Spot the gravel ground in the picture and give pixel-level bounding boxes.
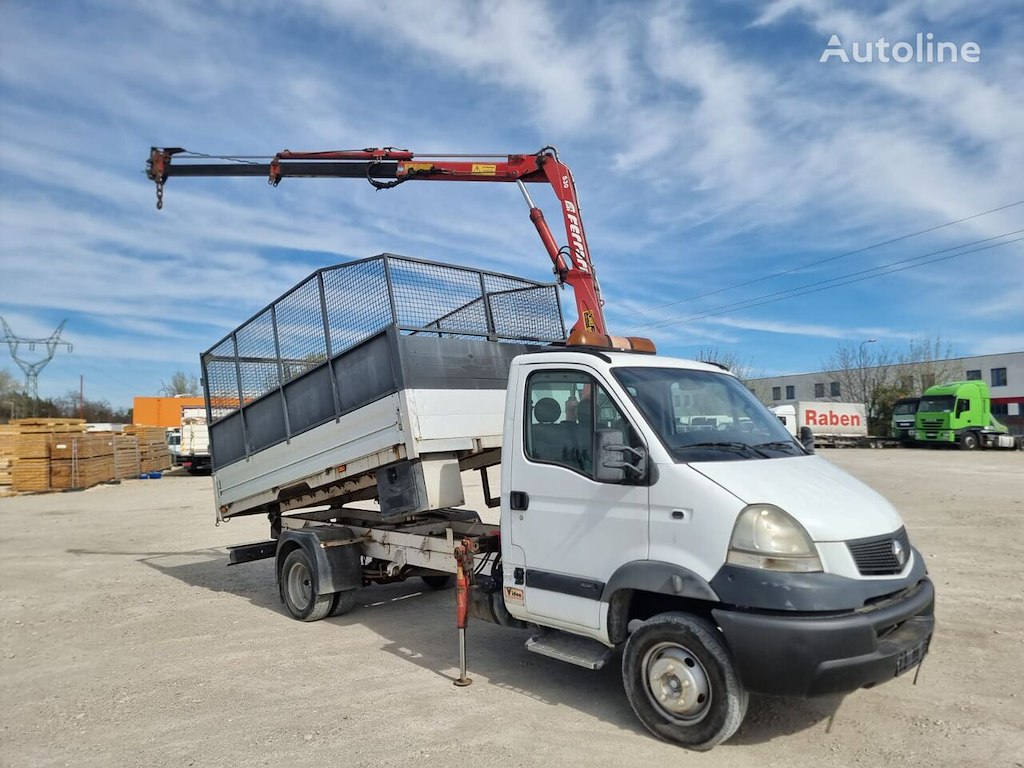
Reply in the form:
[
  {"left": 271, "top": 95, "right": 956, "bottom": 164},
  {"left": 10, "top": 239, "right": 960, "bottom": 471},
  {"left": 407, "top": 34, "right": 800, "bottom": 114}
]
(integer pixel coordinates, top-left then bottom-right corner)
[{"left": 1, "top": 449, "right": 1022, "bottom": 767}]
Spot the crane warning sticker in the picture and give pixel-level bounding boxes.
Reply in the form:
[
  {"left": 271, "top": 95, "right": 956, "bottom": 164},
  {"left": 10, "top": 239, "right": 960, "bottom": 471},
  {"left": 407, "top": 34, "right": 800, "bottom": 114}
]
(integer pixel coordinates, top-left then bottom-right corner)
[
  {"left": 504, "top": 586, "right": 524, "bottom": 604},
  {"left": 583, "top": 310, "right": 597, "bottom": 332},
  {"left": 471, "top": 164, "right": 497, "bottom": 175}
]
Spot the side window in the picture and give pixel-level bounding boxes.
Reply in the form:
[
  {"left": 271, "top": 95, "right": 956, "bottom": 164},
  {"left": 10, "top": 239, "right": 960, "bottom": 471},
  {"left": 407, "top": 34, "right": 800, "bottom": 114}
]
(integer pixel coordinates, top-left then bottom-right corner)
[{"left": 525, "top": 370, "right": 639, "bottom": 481}]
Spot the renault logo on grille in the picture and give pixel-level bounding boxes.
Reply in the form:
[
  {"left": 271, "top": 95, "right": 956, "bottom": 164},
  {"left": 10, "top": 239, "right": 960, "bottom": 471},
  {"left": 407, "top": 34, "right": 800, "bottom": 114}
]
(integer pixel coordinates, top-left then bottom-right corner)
[{"left": 892, "top": 539, "right": 906, "bottom": 567}]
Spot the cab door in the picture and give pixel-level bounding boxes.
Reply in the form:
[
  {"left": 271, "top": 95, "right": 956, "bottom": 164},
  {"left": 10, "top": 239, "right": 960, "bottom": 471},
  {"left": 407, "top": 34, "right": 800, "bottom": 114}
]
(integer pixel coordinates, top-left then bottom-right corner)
[{"left": 503, "top": 366, "right": 649, "bottom": 630}]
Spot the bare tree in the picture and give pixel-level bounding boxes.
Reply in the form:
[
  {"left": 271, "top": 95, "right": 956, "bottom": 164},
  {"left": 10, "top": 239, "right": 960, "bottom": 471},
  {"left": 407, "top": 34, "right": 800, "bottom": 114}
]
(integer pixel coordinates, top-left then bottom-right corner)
[
  {"left": 824, "top": 336, "right": 958, "bottom": 434},
  {"left": 823, "top": 344, "right": 898, "bottom": 433},
  {"left": 0, "top": 369, "right": 16, "bottom": 397},
  {"left": 693, "top": 347, "right": 759, "bottom": 384},
  {"left": 160, "top": 371, "right": 200, "bottom": 397},
  {"left": 891, "top": 336, "right": 959, "bottom": 392}
]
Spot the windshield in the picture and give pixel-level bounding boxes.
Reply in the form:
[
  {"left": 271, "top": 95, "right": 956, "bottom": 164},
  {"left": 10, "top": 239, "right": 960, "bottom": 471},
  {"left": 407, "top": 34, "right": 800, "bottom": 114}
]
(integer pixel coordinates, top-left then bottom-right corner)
[
  {"left": 613, "top": 367, "right": 805, "bottom": 462},
  {"left": 918, "top": 395, "right": 954, "bottom": 413},
  {"left": 893, "top": 401, "right": 918, "bottom": 416}
]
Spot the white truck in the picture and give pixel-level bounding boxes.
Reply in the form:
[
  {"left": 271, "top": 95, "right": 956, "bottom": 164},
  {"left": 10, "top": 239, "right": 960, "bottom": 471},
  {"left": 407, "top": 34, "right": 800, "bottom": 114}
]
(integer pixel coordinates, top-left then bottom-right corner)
[
  {"left": 153, "top": 146, "right": 934, "bottom": 751},
  {"left": 196, "top": 255, "right": 934, "bottom": 751},
  {"left": 179, "top": 406, "right": 212, "bottom": 474},
  {"left": 771, "top": 401, "right": 869, "bottom": 447}
]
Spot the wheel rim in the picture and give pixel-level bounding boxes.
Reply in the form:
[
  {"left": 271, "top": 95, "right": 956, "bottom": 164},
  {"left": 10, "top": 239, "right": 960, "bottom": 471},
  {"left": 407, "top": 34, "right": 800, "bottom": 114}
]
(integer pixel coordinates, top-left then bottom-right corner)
[
  {"left": 641, "top": 641, "right": 712, "bottom": 724},
  {"left": 286, "top": 560, "right": 313, "bottom": 610}
]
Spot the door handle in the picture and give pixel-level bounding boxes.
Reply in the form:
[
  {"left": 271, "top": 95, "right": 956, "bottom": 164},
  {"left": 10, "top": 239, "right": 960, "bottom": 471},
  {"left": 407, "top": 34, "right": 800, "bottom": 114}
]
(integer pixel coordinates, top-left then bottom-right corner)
[
  {"left": 510, "top": 491, "right": 529, "bottom": 510},
  {"left": 671, "top": 509, "right": 688, "bottom": 521}
]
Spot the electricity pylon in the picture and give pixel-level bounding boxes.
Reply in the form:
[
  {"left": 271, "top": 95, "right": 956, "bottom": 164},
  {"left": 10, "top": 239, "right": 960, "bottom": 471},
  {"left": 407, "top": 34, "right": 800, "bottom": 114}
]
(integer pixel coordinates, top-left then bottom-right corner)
[{"left": 1, "top": 317, "right": 73, "bottom": 401}]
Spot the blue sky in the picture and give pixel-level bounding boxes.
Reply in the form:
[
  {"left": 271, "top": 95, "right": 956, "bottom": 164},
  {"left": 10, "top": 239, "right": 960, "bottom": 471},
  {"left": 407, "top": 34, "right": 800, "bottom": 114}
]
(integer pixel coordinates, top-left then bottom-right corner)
[{"left": 1, "top": 0, "right": 1022, "bottom": 409}]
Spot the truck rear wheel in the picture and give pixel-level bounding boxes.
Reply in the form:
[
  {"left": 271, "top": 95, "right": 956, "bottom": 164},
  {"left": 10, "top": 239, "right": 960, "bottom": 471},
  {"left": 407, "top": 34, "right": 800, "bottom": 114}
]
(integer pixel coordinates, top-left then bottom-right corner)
[
  {"left": 329, "top": 589, "right": 358, "bottom": 617},
  {"left": 959, "top": 432, "right": 979, "bottom": 450},
  {"left": 280, "top": 549, "right": 332, "bottom": 622},
  {"left": 421, "top": 574, "right": 455, "bottom": 590},
  {"left": 622, "top": 612, "right": 747, "bottom": 751}
]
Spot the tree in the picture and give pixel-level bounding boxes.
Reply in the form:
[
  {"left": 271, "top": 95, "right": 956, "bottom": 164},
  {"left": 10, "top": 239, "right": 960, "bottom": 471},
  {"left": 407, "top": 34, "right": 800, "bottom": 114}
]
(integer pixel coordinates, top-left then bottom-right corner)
[
  {"left": 892, "top": 336, "right": 959, "bottom": 392},
  {"left": 56, "top": 391, "right": 132, "bottom": 423},
  {"left": 823, "top": 336, "right": 957, "bottom": 434},
  {"left": 0, "top": 369, "right": 16, "bottom": 398},
  {"left": 160, "top": 371, "right": 200, "bottom": 396},
  {"left": 693, "top": 347, "right": 759, "bottom": 384}
]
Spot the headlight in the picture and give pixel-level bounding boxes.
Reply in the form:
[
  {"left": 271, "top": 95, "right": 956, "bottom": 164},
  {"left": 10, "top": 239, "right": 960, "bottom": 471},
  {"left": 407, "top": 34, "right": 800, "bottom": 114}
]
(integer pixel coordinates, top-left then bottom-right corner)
[{"left": 727, "top": 504, "right": 822, "bottom": 572}]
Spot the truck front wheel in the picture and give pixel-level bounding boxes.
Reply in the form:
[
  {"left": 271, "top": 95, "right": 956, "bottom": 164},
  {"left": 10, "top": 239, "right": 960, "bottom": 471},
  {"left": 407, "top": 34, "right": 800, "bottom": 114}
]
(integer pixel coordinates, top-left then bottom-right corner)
[
  {"left": 959, "top": 432, "right": 979, "bottom": 450},
  {"left": 279, "top": 549, "right": 332, "bottom": 622},
  {"left": 622, "top": 612, "right": 747, "bottom": 751}
]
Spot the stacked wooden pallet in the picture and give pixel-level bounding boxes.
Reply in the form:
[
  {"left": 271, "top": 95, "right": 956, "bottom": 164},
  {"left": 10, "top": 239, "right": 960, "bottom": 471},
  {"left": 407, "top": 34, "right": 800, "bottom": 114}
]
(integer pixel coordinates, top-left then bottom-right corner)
[
  {"left": 123, "top": 425, "right": 172, "bottom": 473},
  {"left": 11, "top": 418, "right": 88, "bottom": 492},
  {"left": 48, "top": 432, "right": 116, "bottom": 490},
  {"left": 0, "top": 424, "right": 16, "bottom": 490},
  {"left": 112, "top": 435, "right": 141, "bottom": 480},
  {"left": 2, "top": 420, "right": 171, "bottom": 492}
]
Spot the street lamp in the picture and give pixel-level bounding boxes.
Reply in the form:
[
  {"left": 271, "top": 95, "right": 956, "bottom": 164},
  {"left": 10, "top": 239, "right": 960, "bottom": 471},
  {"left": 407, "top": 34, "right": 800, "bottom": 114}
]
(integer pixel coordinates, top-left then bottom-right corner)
[{"left": 858, "top": 339, "right": 877, "bottom": 423}]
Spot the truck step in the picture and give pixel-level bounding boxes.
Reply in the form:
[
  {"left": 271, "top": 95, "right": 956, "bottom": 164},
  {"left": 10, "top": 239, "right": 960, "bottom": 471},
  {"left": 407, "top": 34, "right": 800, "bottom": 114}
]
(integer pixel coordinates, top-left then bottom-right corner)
[{"left": 525, "top": 630, "right": 613, "bottom": 670}]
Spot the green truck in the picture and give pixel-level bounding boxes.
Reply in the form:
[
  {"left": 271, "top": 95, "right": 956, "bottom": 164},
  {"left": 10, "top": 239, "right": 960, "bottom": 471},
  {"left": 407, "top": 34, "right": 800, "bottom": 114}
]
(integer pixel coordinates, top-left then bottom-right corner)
[
  {"left": 915, "top": 381, "right": 1021, "bottom": 450},
  {"left": 891, "top": 397, "right": 920, "bottom": 442}
]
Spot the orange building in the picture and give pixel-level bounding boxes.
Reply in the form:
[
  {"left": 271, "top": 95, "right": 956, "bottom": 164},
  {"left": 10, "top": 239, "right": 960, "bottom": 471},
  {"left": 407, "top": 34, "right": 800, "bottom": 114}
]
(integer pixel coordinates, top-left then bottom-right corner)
[{"left": 133, "top": 396, "right": 206, "bottom": 427}]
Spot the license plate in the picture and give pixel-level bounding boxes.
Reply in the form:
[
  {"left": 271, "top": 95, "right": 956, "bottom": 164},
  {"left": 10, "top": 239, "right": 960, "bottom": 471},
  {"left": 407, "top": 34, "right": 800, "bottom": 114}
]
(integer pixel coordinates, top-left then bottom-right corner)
[{"left": 895, "top": 638, "right": 929, "bottom": 676}]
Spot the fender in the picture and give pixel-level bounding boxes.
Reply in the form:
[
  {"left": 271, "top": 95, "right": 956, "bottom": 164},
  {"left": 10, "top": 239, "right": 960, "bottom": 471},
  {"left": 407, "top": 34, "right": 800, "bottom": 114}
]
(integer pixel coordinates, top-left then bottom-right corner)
[
  {"left": 602, "top": 560, "right": 720, "bottom": 603},
  {"left": 602, "top": 561, "right": 719, "bottom": 644},
  {"left": 276, "top": 527, "right": 362, "bottom": 596}
]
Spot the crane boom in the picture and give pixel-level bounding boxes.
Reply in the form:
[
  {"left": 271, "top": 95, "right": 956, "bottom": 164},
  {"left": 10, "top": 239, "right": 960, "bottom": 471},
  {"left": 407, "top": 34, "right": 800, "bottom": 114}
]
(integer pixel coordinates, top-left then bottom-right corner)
[{"left": 146, "top": 146, "right": 606, "bottom": 336}]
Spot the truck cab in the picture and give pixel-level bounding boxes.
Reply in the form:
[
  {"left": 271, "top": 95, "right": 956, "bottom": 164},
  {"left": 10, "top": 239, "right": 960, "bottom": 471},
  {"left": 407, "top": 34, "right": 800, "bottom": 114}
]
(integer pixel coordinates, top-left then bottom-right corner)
[
  {"left": 891, "top": 397, "right": 919, "bottom": 442},
  {"left": 500, "top": 349, "right": 933, "bottom": 747},
  {"left": 915, "top": 381, "right": 1017, "bottom": 449}
]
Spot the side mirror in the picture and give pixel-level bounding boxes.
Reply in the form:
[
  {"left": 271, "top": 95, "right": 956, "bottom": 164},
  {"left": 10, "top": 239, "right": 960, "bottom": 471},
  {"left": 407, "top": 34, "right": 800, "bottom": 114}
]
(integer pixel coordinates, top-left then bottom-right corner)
[
  {"left": 799, "top": 426, "right": 815, "bottom": 453},
  {"left": 596, "top": 429, "right": 647, "bottom": 482}
]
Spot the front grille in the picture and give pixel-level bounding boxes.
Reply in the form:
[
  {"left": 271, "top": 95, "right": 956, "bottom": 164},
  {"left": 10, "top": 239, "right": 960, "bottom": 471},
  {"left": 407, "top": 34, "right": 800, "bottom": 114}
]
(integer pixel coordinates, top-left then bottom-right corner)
[
  {"left": 919, "top": 417, "right": 944, "bottom": 429},
  {"left": 847, "top": 528, "right": 911, "bottom": 575}
]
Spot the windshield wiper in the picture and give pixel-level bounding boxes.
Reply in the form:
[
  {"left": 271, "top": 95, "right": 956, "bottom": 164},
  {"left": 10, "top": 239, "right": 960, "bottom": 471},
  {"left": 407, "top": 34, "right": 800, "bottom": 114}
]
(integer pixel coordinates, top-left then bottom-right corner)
[
  {"left": 751, "top": 440, "right": 805, "bottom": 454},
  {"left": 678, "top": 441, "right": 770, "bottom": 458}
]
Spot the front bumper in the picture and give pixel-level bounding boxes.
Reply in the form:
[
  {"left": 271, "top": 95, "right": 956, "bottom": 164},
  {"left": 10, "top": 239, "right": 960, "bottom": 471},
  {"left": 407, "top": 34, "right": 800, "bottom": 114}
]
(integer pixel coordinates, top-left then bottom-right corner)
[{"left": 713, "top": 577, "right": 934, "bottom": 697}]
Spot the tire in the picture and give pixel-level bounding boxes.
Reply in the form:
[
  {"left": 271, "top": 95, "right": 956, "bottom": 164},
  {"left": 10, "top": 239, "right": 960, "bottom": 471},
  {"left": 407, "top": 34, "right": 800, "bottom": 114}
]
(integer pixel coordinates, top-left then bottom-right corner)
[
  {"left": 622, "top": 612, "right": 747, "bottom": 751},
  {"left": 279, "top": 548, "right": 332, "bottom": 622},
  {"left": 329, "top": 589, "right": 358, "bottom": 617},
  {"left": 421, "top": 574, "right": 455, "bottom": 590},
  {"left": 959, "top": 432, "right": 979, "bottom": 451}
]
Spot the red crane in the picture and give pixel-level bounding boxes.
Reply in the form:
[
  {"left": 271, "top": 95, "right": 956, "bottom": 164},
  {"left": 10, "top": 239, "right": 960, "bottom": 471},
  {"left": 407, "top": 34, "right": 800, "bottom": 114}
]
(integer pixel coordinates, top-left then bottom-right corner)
[{"left": 147, "top": 146, "right": 611, "bottom": 339}]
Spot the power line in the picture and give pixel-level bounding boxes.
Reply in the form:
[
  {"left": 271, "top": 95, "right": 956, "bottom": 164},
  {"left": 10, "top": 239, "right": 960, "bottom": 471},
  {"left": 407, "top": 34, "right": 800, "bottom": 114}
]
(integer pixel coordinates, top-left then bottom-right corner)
[
  {"left": 631, "top": 198, "right": 1024, "bottom": 317},
  {"left": 631, "top": 229, "right": 1022, "bottom": 330},
  {"left": 632, "top": 231, "right": 1024, "bottom": 331}
]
